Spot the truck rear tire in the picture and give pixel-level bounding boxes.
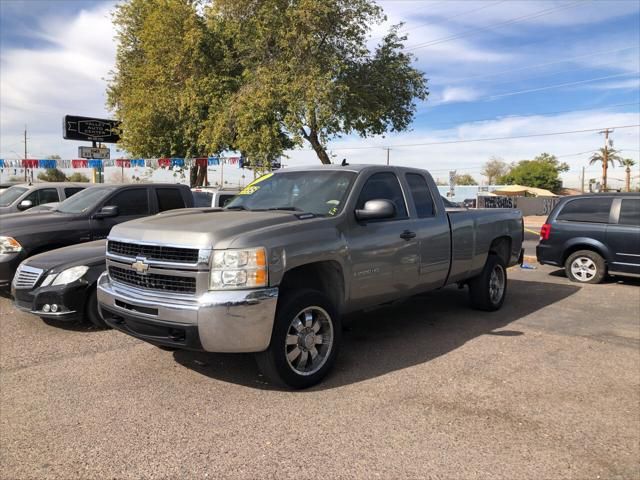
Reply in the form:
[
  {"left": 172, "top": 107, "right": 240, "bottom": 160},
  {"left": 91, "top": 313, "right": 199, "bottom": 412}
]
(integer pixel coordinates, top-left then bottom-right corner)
[
  {"left": 255, "top": 289, "right": 341, "bottom": 389},
  {"left": 468, "top": 254, "right": 507, "bottom": 311},
  {"left": 564, "top": 250, "right": 606, "bottom": 284}
]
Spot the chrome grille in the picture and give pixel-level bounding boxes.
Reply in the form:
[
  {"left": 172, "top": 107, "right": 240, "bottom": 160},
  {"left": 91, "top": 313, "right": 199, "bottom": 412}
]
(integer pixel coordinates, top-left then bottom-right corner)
[
  {"left": 108, "top": 241, "right": 199, "bottom": 264},
  {"left": 109, "top": 266, "right": 196, "bottom": 294},
  {"left": 13, "top": 265, "right": 44, "bottom": 289}
]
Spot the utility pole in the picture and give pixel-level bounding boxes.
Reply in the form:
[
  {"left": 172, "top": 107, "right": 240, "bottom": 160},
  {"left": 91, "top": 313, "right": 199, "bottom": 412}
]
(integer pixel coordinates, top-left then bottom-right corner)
[
  {"left": 599, "top": 128, "right": 614, "bottom": 191},
  {"left": 581, "top": 166, "right": 585, "bottom": 193},
  {"left": 385, "top": 148, "right": 390, "bottom": 166},
  {"left": 23, "top": 126, "right": 28, "bottom": 182}
]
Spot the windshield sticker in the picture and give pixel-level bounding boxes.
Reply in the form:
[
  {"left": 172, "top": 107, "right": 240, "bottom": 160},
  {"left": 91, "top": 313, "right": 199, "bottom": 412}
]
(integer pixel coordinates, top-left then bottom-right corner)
[{"left": 239, "top": 173, "right": 274, "bottom": 195}]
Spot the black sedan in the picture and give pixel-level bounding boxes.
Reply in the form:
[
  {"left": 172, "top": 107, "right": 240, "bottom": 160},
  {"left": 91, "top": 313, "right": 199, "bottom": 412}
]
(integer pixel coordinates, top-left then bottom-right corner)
[{"left": 11, "top": 240, "right": 108, "bottom": 327}]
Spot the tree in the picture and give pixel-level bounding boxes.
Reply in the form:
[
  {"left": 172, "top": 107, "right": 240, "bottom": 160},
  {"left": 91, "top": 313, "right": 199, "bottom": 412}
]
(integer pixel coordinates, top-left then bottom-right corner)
[
  {"left": 46, "top": 154, "right": 61, "bottom": 160},
  {"left": 454, "top": 173, "right": 477, "bottom": 185},
  {"left": 37, "top": 168, "right": 66, "bottom": 182},
  {"left": 619, "top": 158, "right": 636, "bottom": 192},
  {"left": 67, "top": 172, "right": 90, "bottom": 182},
  {"left": 481, "top": 157, "right": 508, "bottom": 185},
  {"left": 589, "top": 147, "right": 622, "bottom": 191},
  {"left": 499, "top": 153, "right": 569, "bottom": 193},
  {"left": 107, "top": 0, "right": 428, "bottom": 166}
]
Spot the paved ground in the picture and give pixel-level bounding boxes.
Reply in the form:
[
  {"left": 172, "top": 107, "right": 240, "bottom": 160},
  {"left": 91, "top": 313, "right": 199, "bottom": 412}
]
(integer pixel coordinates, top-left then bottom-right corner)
[{"left": 1, "top": 265, "right": 639, "bottom": 479}]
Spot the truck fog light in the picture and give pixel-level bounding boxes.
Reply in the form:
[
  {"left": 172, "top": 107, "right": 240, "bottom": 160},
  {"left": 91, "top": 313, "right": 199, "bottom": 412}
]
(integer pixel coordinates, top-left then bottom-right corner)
[
  {"left": 43, "top": 304, "right": 51, "bottom": 313},
  {"left": 50, "top": 304, "right": 58, "bottom": 313}
]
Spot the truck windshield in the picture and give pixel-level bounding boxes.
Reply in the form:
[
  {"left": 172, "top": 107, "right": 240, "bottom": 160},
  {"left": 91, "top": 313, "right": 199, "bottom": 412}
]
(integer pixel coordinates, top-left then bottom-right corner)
[
  {"left": 0, "top": 186, "right": 27, "bottom": 206},
  {"left": 226, "top": 171, "right": 356, "bottom": 216},
  {"left": 57, "top": 187, "right": 116, "bottom": 214}
]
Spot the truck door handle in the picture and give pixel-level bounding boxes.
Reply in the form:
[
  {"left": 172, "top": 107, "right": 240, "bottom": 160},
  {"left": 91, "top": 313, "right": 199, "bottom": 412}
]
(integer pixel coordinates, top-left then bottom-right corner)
[{"left": 400, "top": 230, "right": 416, "bottom": 241}]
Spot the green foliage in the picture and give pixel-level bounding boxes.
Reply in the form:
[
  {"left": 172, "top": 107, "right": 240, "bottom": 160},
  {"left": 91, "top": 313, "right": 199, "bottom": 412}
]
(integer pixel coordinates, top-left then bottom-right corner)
[
  {"left": 481, "top": 157, "right": 508, "bottom": 185},
  {"left": 589, "top": 147, "right": 623, "bottom": 168},
  {"left": 67, "top": 172, "right": 91, "bottom": 182},
  {"left": 498, "top": 153, "right": 569, "bottom": 193},
  {"left": 107, "top": 0, "right": 428, "bottom": 165},
  {"left": 454, "top": 173, "right": 477, "bottom": 185},
  {"left": 37, "top": 168, "right": 67, "bottom": 182}
]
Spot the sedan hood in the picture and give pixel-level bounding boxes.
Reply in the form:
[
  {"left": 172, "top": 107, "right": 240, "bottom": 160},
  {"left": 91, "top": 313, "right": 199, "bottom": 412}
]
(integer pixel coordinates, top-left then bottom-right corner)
[
  {"left": 24, "top": 240, "right": 106, "bottom": 272},
  {"left": 110, "top": 209, "right": 301, "bottom": 249},
  {"left": 0, "top": 211, "right": 74, "bottom": 237}
]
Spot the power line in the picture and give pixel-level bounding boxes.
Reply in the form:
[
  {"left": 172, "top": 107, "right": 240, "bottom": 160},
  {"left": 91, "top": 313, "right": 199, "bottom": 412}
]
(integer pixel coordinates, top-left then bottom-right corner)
[
  {"left": 326, "top": 124, "right": 640, "bottom": 151},
  {"left": 405, "top": 1, "right": 582, "bottom": 52}
]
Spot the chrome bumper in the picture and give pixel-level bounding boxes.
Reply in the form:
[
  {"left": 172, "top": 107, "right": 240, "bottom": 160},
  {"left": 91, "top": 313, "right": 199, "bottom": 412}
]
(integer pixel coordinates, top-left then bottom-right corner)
[{"left": 96, "top": 272, "right": 278, "bottom": 353}]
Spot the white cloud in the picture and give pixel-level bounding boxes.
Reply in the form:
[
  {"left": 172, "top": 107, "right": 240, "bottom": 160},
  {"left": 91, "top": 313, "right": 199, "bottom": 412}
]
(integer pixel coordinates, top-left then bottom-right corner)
[
  {"left": 432, "top": 86, "right": 483, "bottom": 105},
  {"left": 589, "top": 78, "right": 640, "bottom": 90}
]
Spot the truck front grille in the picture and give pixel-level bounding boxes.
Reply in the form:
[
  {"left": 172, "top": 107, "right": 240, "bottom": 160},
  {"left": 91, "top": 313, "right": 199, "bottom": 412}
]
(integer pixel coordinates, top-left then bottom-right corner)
[
  {"left": 13, "top": 265, "right": 44, "bottom": 289},
  {"left": 108, "top": 241, "right": 199, "bottom": 264},
  {"left": 109, "top": 266, "right": 196, "bottom": 294}
]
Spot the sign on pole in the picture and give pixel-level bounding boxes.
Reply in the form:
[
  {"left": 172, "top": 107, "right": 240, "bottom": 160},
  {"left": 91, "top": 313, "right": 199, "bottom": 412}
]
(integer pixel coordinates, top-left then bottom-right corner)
[
  {"left": 63, "top": 115, "right": 120, "bottom": 143},
  {"left": 448, "top": 170, "right": 456, "bottom": 198},
  {"left": 78, "top": 146, "right": 110, "bottom": 159}
]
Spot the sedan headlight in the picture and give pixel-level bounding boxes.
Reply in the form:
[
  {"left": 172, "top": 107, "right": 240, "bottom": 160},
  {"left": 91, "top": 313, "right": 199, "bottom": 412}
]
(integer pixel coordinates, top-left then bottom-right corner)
[
  {"left": 42, "top": 266, "right": 89, "bottom": 286},
  {"left": 210, "top": 247, "right": 267, "bottom": 290},
  {"left": 0, "top": 236, "right": 22, "bottom": 254}
]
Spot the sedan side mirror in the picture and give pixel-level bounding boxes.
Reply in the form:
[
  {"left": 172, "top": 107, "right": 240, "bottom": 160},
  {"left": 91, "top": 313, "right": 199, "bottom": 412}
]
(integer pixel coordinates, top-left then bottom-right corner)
[
  {"left": 355, "top": 199, "right": 395, "bottom": 221},
  {"left": 17, "top": 200, "right": 33, "bottom": 211},
  {"left": 94, "top": 205, "right": 119, "bottom": 219}
]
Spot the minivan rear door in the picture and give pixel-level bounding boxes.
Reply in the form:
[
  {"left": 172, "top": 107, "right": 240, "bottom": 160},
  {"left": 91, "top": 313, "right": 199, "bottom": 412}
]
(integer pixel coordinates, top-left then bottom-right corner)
[{"left": 606, "top": 197, "right": 640, "bottom": 274}]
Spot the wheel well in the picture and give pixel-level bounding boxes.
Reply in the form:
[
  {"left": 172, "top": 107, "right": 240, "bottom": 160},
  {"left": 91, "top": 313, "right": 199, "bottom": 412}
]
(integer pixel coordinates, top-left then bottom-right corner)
[
  {"left": 278, "top": 261, "right": 345, "bottom": 311},
  {"left": 561, "top": 244, "right": 607, "bottom": 265},
  {"left": 489, "top": 236, "right": 511, "bottom": 266}
]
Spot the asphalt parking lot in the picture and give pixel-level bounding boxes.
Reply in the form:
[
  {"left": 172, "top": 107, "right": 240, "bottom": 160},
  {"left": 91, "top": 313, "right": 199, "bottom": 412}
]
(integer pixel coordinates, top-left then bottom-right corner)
[{"left": 1, "top": 265, "right": 638, "bottom": 479}]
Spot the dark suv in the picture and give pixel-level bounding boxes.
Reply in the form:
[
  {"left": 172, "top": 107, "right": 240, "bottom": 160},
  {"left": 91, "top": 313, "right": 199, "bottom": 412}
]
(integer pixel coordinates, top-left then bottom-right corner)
[{"left": 537, "top": 193, "right": 640, "bottom": 283}]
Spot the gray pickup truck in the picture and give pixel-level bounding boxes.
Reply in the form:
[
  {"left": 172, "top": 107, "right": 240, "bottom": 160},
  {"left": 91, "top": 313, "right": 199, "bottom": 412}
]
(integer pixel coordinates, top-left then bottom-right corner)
[{"left": 98, "top": 165, "right": 523, "bottom": 388}]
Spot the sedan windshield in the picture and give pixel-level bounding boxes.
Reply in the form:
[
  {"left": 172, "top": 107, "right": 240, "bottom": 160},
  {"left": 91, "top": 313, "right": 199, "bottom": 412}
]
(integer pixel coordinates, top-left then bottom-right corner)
[
  {"left": 225, "top": 170, "right": 356, "bottom": 216},
  {"left": 56, "top": 187, "right": 115, "bottom": 214},
  {"left": 0, "top": 186, "right": 27, "bottom": 206}
]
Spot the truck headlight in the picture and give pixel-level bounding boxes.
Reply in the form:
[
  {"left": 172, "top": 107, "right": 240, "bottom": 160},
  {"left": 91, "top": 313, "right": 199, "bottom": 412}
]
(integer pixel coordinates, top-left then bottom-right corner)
[
  {"left": 42, "top": 266, "right": 89, "bottom": 286},
  {"left": 0, "top": 236, "right": 22, "bottom": 254},
  {"left": 210, "top": 247, "right": 267, "bottom": 290}
]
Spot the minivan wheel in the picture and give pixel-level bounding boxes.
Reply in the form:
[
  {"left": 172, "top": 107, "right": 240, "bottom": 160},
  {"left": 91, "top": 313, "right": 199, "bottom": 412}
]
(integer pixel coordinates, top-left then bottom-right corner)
[
  {"left": 255, "top": 289, "right": 341, "bottom": 389},
  {"left": 565, "top": 250, "right": 606, "bottom": 284},
  {"left": 468, "top": 254, "right": 507, "bottom": 311}
]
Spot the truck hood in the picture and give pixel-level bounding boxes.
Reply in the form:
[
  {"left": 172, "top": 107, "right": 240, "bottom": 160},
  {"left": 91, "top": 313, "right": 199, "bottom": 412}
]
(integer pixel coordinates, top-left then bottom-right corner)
[
  {"left": 23, "top": 240, "right": 106, "bottom": 272},
  {"left": 0, "top": 211, "right": 75, "bottom": 237},
  {"left": 110, "top": 208, "right": 303, "bottom": 248}
]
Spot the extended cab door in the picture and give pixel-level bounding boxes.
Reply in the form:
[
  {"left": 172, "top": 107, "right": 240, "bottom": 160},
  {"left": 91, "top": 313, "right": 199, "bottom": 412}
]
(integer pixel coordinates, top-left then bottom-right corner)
[
  {"left": 348, "top": 171, "right": 420, "bottom": 308},
  {"left": 403, "top": 172, "right": 451, "bottom": 289},
  {"left": 91, "top": 187, "right": 151, "bottom": 239},
  {"left": 606, "top": 197, "right": 640, "bottom": 274}
]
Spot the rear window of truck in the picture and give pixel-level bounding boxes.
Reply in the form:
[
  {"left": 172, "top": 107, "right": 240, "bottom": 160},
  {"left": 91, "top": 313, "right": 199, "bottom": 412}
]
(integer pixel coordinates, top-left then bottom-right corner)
[
  {"left": 556, "top": 197, "right": 612, "bottom": 223},
  {"left": 619, "top": 199, "right": 640, "bottom": 226}
]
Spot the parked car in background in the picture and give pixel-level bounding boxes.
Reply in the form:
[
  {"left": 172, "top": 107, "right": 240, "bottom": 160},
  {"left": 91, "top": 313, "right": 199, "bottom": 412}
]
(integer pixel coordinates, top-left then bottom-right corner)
[
  {"left": 98, "top": 165, "right": 523, "bottom": 388},
  {"left": 1, "top": 183, "right": 193, "bottom": 288},
  {"left": 191, "top": 187, "right": 240, "bottom": 208},
  {"left": 463, "top": 198, "right": 477, "bottom": 208},
  {"left": 537, "top": 193, "right": 640, "bottom": 283},
  {"left": 0, "top": 183, "right": 88, "bottom": 214}
]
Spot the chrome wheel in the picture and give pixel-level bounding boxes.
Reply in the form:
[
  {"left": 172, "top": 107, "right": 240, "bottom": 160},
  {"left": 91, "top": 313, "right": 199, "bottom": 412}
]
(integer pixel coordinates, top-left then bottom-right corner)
[
  {"left": 489, "top": 265, "right": 505, "bottom": 305},
  {"left": 284, "top": 306, "right": 334, "bottom": 376},
  {"left": 570, "top": 256, "right": 597, "bottom": 282}
]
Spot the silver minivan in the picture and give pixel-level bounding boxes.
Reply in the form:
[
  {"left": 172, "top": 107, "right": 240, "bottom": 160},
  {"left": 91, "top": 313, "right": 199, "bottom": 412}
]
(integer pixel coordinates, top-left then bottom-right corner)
[{"left": 0, "top": 183, "right": 89, "bottom": 215}]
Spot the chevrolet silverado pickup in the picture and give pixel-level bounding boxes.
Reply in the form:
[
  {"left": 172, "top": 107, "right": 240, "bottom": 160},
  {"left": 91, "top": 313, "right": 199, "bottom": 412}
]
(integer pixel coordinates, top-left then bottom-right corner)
[{"left": 97, "top": 165, "right": 523, "bottom": 388}]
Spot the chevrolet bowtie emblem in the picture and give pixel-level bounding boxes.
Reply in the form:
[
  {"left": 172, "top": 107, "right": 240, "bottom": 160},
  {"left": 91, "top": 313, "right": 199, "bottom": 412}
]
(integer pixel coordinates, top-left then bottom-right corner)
[{"left": 131, "top": 258, "right": 150, "bottom": 275}]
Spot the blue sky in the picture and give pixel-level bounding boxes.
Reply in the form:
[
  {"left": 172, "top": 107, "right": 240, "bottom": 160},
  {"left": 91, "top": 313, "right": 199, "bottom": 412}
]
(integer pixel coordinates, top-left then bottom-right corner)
[{"left": 1, "top": 0, "right": 639, "bottom": 187}]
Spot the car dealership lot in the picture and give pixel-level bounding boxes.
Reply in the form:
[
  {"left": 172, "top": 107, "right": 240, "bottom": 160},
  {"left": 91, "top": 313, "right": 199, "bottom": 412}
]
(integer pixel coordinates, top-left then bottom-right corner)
[{"left": 1, "top": 266, "right": 638, "bottom": 479}]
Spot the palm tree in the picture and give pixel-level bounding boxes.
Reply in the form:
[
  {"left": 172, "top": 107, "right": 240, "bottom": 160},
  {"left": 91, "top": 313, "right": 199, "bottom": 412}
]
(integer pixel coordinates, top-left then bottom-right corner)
[
  {"left": 621, "top": 158, "right": 637, "bottom": 192},
  {"left": 589, "top": 147, "right": 622, "bottom": 191}
]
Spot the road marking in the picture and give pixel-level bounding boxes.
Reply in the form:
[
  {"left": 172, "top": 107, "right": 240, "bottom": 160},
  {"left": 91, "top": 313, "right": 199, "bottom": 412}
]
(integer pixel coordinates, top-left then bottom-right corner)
[{"left": 524, "top": 227, "right": 540, "bottom": 235}]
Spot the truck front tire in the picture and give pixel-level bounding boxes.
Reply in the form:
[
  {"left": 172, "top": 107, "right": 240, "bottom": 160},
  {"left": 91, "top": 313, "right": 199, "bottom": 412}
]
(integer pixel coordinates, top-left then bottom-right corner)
[
  {"left": 255, "top": 289, "right": 341, "bottom": 389},
  {"left": 468, "top": 254, "right": 507, "bottom": 311}
]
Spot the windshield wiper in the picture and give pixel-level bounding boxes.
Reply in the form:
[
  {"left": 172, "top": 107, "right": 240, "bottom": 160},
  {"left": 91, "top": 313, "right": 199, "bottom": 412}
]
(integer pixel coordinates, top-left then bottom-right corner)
[{"left": 264, "top": 206, "right": 303, "bottom": 212}]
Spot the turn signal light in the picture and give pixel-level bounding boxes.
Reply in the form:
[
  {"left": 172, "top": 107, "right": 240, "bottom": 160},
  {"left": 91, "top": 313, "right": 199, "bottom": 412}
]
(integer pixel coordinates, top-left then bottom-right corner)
[{"left": 540, "top": 223, "right": 551, "bottom": 241}]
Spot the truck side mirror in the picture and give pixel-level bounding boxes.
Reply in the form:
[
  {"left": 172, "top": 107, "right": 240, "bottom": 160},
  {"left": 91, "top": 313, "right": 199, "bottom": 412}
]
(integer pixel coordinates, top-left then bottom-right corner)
[
  {"left": 94, "top": 205, "right": 119, "bottom": 219},
  {"left": 17, "top": 200, "right": 33, "bottom": 211},
  {"left": 355, "top": 199, "right": 395, "bottom": 221}
]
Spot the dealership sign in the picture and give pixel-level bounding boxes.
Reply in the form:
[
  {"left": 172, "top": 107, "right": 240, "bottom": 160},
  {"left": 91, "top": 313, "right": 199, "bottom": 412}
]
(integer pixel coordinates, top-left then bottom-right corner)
[{"left": 63, "top": 115, "right": 120, "bottom": 143}]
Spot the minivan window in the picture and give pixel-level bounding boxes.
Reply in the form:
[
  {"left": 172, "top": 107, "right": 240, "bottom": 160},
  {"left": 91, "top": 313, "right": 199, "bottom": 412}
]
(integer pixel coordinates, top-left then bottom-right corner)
[
  {"left": 619, "top": 199, "right": 640, "bottom": 226},
  {"left": 406, "top": 173, "right": 435, "bottom": 217},
  {"left": 156, "top": 188, "right": 184, "bottom": 212},
  {"left": 356, "top": 172, "right": 408, "bottom": 219},
  {"left": 557, "top": 197, "right": 613, "bottom": 223},
  {"left": 0, "top": 186, "right": 27, "bottom": 206}
]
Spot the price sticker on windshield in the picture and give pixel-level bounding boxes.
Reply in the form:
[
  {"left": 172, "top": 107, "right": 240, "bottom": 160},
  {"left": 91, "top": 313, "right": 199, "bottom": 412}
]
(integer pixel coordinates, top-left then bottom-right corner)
[{"left": 239, "top": 173, "right": 274, "bottom": 195}]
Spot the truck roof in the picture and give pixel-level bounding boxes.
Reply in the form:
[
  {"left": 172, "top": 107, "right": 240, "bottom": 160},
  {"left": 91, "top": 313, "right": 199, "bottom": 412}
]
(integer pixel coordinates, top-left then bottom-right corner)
[{"left": 277, "top": 164, "right": 425, "bottom": 174}]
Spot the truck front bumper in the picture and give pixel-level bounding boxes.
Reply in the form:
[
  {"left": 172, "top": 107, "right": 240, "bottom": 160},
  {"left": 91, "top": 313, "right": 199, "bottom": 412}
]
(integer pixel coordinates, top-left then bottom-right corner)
[{"left": 96, "top": 272, "right": 278, "bottom": 353}]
